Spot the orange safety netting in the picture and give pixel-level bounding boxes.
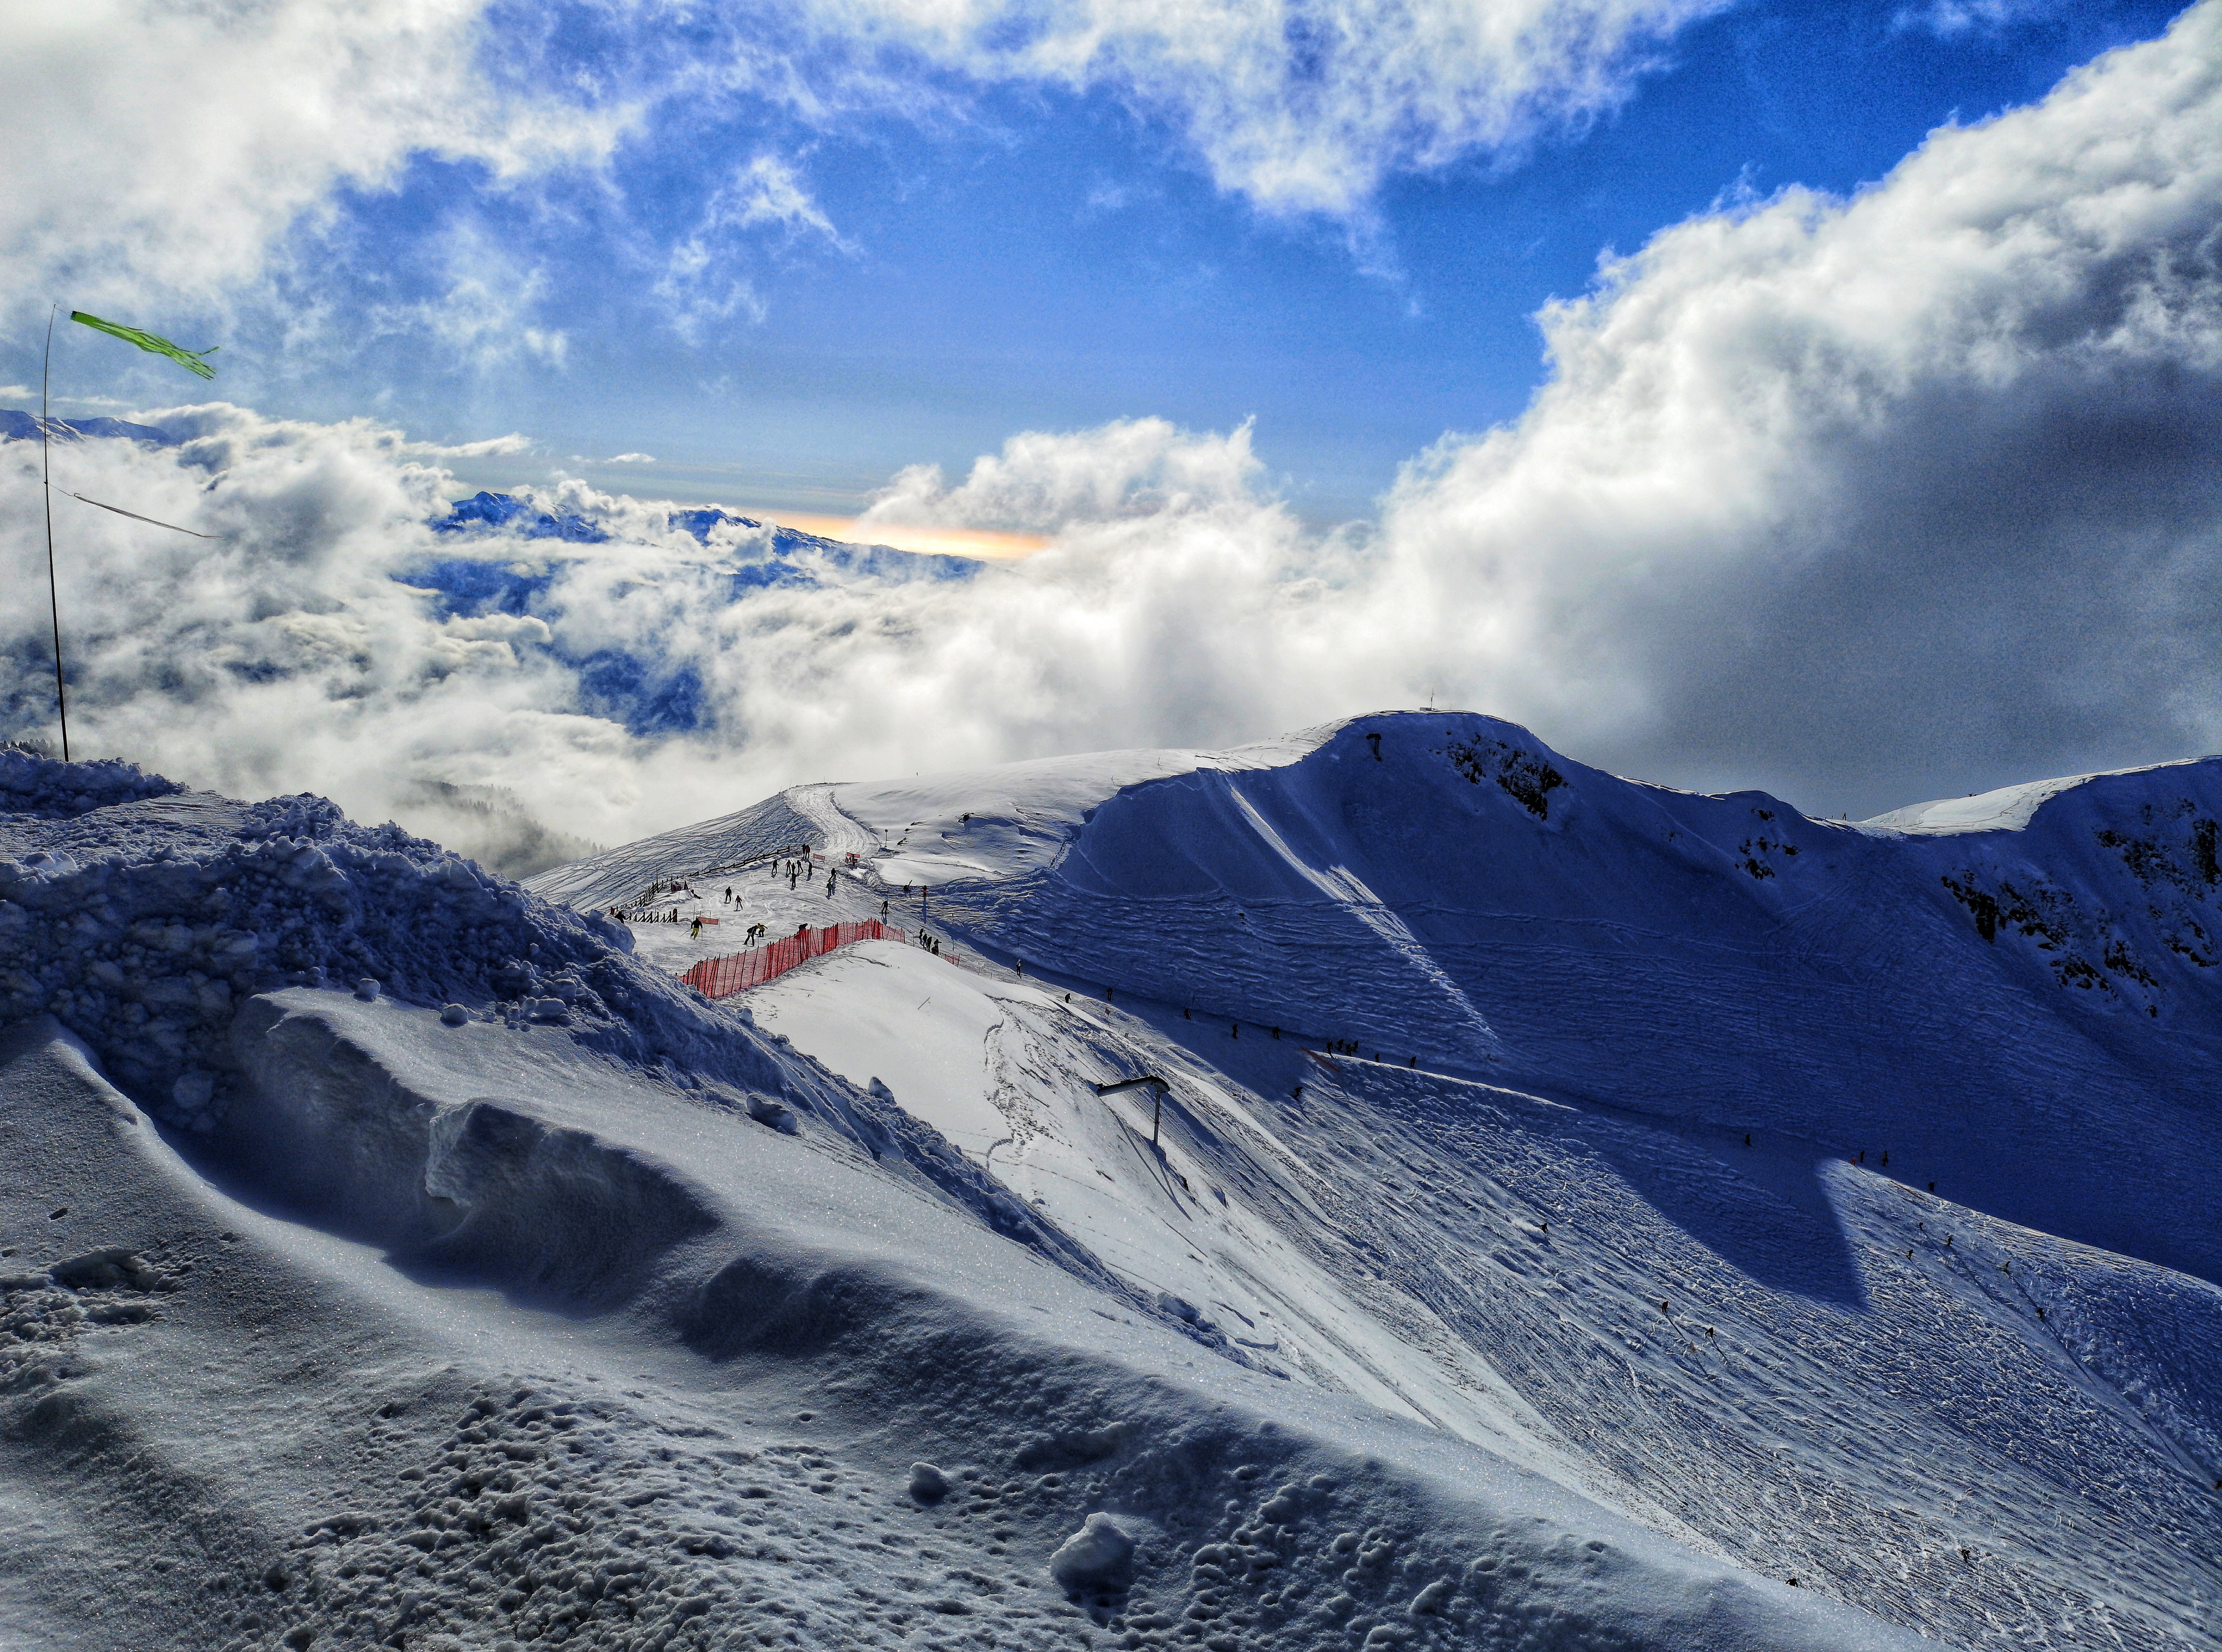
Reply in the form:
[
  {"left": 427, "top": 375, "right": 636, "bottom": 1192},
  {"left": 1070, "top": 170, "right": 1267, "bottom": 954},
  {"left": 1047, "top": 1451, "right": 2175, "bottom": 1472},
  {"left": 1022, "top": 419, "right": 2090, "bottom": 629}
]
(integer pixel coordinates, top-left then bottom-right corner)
[{"left": 682, "top": 919, "right": 904, "bottom": 999}]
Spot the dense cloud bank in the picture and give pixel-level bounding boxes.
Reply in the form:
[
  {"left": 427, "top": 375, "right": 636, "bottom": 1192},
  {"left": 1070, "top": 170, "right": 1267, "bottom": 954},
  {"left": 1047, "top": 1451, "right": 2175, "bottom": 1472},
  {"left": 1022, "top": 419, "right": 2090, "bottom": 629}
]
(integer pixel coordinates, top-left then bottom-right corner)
[
  {"left": 1377, "top": 0, "right": 2222, "bottom": 804},
  {"left": 4, "top": 6, "right": 2219, "bottom": 843}
]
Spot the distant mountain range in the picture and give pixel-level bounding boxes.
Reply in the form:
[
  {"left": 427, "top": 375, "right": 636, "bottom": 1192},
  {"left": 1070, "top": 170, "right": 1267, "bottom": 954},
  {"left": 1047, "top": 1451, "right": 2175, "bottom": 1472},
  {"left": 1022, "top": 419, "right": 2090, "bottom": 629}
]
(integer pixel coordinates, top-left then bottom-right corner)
[{"left": 0, "top": 409, "right": 179, "bottom": 445}]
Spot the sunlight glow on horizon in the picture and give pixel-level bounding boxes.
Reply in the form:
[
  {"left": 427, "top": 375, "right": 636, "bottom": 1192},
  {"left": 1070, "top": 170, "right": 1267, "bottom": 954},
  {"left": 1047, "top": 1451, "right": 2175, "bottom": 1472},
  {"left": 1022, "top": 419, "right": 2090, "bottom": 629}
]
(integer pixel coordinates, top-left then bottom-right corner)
[{"left": 766, "top": 513, "right": 1050, "bottom": 561}]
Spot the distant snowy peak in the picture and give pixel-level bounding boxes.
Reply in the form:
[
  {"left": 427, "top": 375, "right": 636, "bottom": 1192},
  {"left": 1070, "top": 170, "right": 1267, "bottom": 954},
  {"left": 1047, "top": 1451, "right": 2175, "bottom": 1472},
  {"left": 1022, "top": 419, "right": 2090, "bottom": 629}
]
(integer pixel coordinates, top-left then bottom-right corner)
[
  {"left": 526, "top": 715, "right": 1364, "bottom": 910},
  {"left": 430, "top": 489, "right": 609, "bottom": 543},
  {"left": 825, "top": 716, "right": 1354, "bottom": 888},
  {"left": 1864, "top": 755, "right": 2222, "bottom": 835}
]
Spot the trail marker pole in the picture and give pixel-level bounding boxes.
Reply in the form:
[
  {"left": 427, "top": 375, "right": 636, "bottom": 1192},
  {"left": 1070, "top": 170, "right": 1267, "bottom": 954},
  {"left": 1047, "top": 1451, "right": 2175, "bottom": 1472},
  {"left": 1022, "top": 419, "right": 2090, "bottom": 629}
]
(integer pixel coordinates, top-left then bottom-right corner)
[
  {"left": 39, "top": 305, "right": 70, "bottom": 761},
  {"left": 1094, "top": 1074, "right": 1168, "bottom": 1147}
]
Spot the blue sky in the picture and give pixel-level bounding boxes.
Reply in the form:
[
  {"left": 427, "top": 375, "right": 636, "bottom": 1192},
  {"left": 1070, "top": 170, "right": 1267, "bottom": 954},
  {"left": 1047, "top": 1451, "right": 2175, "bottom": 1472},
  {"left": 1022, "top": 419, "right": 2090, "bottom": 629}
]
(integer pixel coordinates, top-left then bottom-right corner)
[{"left": 13, "top": 0, "right": 2193, "bottom": 521}]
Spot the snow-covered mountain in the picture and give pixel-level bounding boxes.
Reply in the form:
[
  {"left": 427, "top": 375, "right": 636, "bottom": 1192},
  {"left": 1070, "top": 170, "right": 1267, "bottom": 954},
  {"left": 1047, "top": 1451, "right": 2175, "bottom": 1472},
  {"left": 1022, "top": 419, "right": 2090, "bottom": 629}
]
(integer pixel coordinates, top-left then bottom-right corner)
[
  {"left": 3, "top": 713, "right": 2216, "bottom": 1651},
  {"left": 542, "top": 711, "right": 2222, "bottom": 1282}
]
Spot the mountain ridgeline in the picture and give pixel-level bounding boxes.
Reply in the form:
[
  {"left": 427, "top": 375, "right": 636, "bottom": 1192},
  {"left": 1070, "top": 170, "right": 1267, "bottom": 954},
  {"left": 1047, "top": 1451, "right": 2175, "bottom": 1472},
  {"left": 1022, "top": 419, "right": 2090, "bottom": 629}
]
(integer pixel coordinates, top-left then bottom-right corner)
[{"left": 559, "top": 712, "right": 2222, "bottom": 1289}]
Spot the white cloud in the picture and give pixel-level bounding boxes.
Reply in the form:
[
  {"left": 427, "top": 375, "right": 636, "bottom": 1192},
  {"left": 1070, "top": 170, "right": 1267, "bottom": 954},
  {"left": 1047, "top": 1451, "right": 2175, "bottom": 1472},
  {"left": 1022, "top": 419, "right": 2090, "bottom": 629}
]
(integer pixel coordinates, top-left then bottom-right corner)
[
  {"left": 523, "top": 329, "right": 572, "bottom": 369},
  {"left": 608, "top": 453, "right": 659, "bottom": 464},
  {"left": 6, "top": 6, "right": 2220, "bottom": 847},
  {"left": 0, "top": 403, "right": 708, "bottom": 869},
  {"left": 1364, "top": 0, "right": 2222, "bottom": 802},
  {"left": 856, "top": 417, "right": 1264, "bottom": 531},
  {"left": 406, "top": 433, "right": 537, "bottom": 459},
  {"left": 362, "top": 225, "right": 576, "bottom": 373},
  {"left": 655, "top": 153, "right": 849, "bottom": 339},
  {"left": 0, "top": 0, "right": 629, "bottom": 323},
  {"left": 799, "top": 0, "right": 1731, "bottom": 217},
  {"left": 720, "top": 154, "right": 848, "bottom": 246},
  {"left": 3, "top": 0, "right": 1738, "bottom": 367},
  {"left": 1894, "top": 0, "right": 2064, "bottom": 38}
]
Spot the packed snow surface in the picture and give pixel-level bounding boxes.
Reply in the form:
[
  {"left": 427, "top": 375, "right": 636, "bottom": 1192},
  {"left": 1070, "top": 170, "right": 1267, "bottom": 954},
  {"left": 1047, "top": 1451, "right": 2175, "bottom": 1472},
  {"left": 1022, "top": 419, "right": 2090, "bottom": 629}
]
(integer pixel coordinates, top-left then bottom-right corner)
[{"left": 5, "top": 712, "right": 2220, "bottom": 1651}]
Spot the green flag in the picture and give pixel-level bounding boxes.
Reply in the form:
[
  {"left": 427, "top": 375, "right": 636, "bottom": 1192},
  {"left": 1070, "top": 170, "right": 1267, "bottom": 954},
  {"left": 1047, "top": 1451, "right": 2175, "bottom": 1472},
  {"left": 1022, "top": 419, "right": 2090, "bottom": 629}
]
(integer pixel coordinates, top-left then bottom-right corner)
[{"left": 70, "top": 310, "right": 219, "bottom": 380}]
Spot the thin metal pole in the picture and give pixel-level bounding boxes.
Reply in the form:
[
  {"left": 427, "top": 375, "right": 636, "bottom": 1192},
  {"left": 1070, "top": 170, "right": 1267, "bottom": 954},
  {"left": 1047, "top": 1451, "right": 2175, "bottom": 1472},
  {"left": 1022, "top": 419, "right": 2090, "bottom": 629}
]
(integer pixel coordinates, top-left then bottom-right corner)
[{"left": 40, "top": 305, "right": 70, "bottom": 762}]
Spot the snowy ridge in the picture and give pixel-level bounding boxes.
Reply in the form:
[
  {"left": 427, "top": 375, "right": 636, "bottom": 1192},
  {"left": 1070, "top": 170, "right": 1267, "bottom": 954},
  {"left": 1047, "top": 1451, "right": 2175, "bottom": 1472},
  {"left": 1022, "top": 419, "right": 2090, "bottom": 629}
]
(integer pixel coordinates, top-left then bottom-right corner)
[{"left": 869, "top": 713, "right": 2222, "bottom": 1284}]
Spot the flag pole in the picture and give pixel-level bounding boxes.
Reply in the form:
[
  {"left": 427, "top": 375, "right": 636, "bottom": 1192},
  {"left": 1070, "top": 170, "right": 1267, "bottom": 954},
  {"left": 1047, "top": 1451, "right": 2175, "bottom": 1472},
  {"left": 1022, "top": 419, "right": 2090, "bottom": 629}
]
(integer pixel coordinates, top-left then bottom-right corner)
[{"left": 40, "top": 304, "right": 71, "bottom": 762}]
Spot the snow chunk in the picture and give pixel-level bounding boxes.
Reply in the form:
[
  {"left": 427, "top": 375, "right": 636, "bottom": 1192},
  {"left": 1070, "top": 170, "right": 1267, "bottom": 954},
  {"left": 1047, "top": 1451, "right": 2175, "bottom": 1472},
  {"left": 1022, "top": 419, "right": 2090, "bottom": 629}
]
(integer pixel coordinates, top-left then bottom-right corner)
[{"left": 1048, "top": 1511, "right": 1136, "bottom": 1592}]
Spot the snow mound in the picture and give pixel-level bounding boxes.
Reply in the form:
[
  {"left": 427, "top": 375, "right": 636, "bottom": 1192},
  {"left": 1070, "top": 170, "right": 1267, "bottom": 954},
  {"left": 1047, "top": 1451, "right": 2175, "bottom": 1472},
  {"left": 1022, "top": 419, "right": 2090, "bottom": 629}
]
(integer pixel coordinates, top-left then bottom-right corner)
[
  {"left": 1048, "top": 1510, "right": 1136, "bottom": 1592},
  {"left": 0, "top": 745, "right": 185, "bottom": 819}
]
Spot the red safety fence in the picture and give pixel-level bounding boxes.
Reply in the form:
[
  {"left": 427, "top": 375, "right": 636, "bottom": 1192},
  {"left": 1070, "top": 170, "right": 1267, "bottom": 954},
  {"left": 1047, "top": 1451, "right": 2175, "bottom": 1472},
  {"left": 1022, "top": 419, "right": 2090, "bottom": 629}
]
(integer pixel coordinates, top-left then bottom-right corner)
[{"left": 682, "top": 919, "right": 904, "bottom": 1000}]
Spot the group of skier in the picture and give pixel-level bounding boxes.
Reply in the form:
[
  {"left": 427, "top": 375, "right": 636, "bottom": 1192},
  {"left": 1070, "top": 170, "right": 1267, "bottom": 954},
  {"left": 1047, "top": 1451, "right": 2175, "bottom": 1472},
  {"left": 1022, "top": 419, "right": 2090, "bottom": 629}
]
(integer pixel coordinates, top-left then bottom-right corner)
[{"left": 602, "top": 841, "right": 979, "bottom": 978}]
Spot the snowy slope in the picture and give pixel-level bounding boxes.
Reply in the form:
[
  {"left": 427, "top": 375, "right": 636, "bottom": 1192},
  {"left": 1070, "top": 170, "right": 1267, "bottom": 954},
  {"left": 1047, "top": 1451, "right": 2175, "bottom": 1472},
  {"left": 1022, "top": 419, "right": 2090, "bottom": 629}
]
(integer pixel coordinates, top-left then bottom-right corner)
[
  {"left": 513, "top": 710, "right": 2222, "bottom": 1649},
  {"left": 871, "top": 716, "right": 2222, "bottom": 1288},
  {"left": 8, "top": 720, "right": 2222, "bottom": 1649},
  {"left": 0, "top": 744, "right": 1946, "bottom": 1652}
]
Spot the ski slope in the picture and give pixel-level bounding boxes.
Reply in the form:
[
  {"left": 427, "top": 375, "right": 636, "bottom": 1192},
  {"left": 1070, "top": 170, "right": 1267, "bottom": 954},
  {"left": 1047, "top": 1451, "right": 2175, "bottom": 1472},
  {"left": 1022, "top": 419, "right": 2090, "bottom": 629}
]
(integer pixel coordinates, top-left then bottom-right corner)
[{"left": 2, "top": 715, "right": 2217, "bottom": 1650}]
